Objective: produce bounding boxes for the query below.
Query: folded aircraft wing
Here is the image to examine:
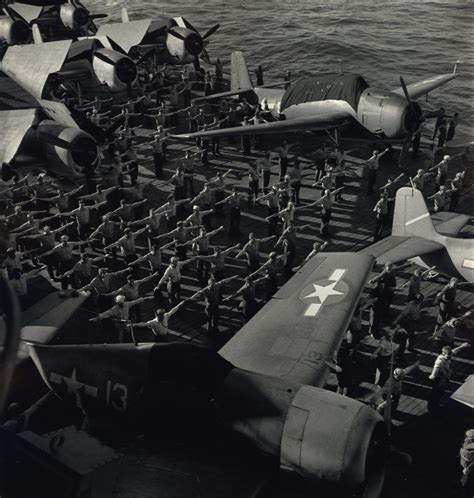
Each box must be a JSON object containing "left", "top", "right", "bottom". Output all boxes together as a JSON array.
[
  {"left": 0, "top": 109, "right": 39, "bottom": 164},
  {"left": 1, "top": 39, "right": 72, "bottom": 100},
  {"left": 391, "top": 73, "right": 458, "bottom": 100},
  {"left": 432, "top": 212, "right": 471, "bottom": 237},
  {"left": 219, "top": 253, "right": 374, "bottom": 387},
  {"left": 7, "top": 3, "right": 43, "bottom": 23},
  {"left": 95, "top": 19, "right": 153, "bottom": 53},
  {"left": 360, "top": 235, "right": 444, "bottom": 265},
  {"left": 171, "top": 111, "right": 353, "bottom": 140},
  {"left": 0, "top": 286, "right": 88, "bottom": 362}
]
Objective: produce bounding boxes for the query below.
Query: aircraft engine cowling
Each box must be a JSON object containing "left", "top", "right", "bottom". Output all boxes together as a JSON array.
[
  {"left": 36, "top": 122, "right": 98, "bottom": 178},
  {"left": 357, "top": 88, "right": 423, "bottom": 139},
  {"left": 215, "top": 369, "right": 389, "bottom": 496},
  {"left": 60, "top": 3, "right": 90, "bottom": 30},
  {"left": 92, "top": 49, "right": 137, "bottom": 92},
  {"left": 166, "top": 27, "right": 203, "bottom": 64},
  {"left": 0, "top": 17, "right": 31, "bottom": 45}
]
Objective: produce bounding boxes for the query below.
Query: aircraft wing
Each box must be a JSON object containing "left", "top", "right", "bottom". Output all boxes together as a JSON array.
[
  {"left": 360, "top": 235, "right": 444, "bottom": 265},
  {"left": 219, "top": 253, "right": 374, "bottom": 387},
  {"left": 451, "top": 375, "right": 474, "bottom": 409},
  {"left": 432, "top": 212, "right": 471, "bottom": 237},
  {"left": 0, "top": 109, "right": 39, "bottom": 164},
  {"left": 8, "top": 3, "right": 44, "bottom": 23},
  {"left": 1, "top": 39, "right": 72, "bottom": 100},
  {"left": 95, "top": 19, "right": 153, "bottom": 53},
  {"left": 171, "top": 111, "right": 353, "bottom": 140},
  {"left": 0, "top": 287, "right": 88, "bottom": 362},
  {"left": 392, "top": 73, "right": 458, "bottom": 100}
]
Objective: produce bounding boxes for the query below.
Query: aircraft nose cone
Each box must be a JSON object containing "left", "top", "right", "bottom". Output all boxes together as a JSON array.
[
  {"left": 404, "top": 102, "right": 423, "bottom": 134},
  {"left": 185, "top": 32, "right": 203, "bottom": 56},
  {"left": 115, "top": 57, "right": 137, "bottom": 84},
  {"left": 11, "top": 20, "right": 31, "bottom": 45},
  {"left": 73, "top": 7, "right": 90, "bottom": 27}
]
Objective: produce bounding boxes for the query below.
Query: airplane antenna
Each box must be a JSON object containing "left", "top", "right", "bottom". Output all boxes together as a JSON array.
[
  {"left": 338, "top": 59, "right": 343, "bottom": 74},
  {"left": 453, "top": 60, "right": 462, "bottom": 74}
]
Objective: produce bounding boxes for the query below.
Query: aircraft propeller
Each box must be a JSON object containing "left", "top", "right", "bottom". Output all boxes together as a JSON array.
[
  {"left": 167, "top": 18, "right": 220, "bottom": 71},
  {"left": 2, "top": 5, "right": 32, "bottom": 44},
  {"left": 35, "top": 130, "right": 97, "bottom": 160},
  {"left": 94, "top": 50, "right": 137, "bottom": 97}
]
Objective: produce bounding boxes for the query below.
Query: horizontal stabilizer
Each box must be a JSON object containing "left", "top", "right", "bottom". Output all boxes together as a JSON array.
[
  {"left": 360, "top": 235, "right": 444, "bottom": 265},
  {"left": 432, "top": 212, "right": 471, "bottom": 237}
]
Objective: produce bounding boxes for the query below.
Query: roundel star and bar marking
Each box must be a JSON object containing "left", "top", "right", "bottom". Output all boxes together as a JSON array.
[{"left": 300, "top": 269, "right": 348, "bottom": 317}]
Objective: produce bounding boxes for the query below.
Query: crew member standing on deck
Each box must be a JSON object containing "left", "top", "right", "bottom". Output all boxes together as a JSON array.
[
  {"left": 427, "top": 342, "right": 469, "bottom": 412},
  {"left": 366, "top": 148, "right": 389, "bottom": 195},
  {"left": 215, "top": 187, "right": 246, "bottom": 236}
]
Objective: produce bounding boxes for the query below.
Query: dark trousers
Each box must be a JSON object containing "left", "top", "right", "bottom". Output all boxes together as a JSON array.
[
  {"left": 167, "top": 216, "right": 177, "bottom": 231},
  {"left": 268, "top": 207, "right": 278, "bottom": 236},
  {"left": 197, "top": 251, "right": 210, "bottom": 286},
  {"left": 265, "top": 276, "right": 278, "bottom": 302},
  {"left": 427, "top": 377, "right": 448, "bottom": 412},
  {"left": 291, "top": 182, "right": 301, "bottom": 205},
  {"left": 167, "top": 280, "right": 181, "bottom": 305},
  {"left": 248, "top": 180, "right": 259, "bottom": 207},
  {"left": 129, "top": 161, "right": 139, "bottom": 186},
  {"left": 184, "top": 174, "right": 195, "bottom": 197},
  {"left": 124, "top": 253, "right": 138, "bottom": 265},
  {"left": 262, "top": 170, "right": 270, "bottom": 193},
  {"left": 58, "top": 259, "right": 74, "bottom": 290},
  {"left": 279, "top": 157, "right": 288, "bottom": 181},
  {"left": 320, "top": 208, "right": 332, "bottom": 236},
  {"left": 335, "top": 176, "right": 344, "bottom": 200},
  {"left": 205, "top": 304, "right": 220, "bottom": 334},
  {"left": 376, "top": 355, "right": 391, "bottom": 387},
  {"left": 367, "top": 169, "right": 377, "bottom": 194},
  {"left": 449, "top": 191, "right": 460, "bottom": 211},
  {"left": 374, "top": 214, "right": 387, "bottom": 242},
  {"left": 229, "top": 207, "right": 241, "bottom": 235},
  {"left": 242, "top": 136, "right": 251, "bottom": 156},
  {"left": 153, "top": 153, "right": 164, "bottom": 178},
  {"left": 215, "top": 191, "right": 225, "bottom": 215}
]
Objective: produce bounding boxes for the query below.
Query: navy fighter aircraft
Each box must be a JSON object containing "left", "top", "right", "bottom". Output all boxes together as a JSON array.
[
  {"left": 27, "top": 252, "right": 389, "bottom": 497},
  {"left": 361, "top": 187, "right": 474, "bottom": 281},
  {"left": 95, "top": 9, "right": 220, "bottom": 70},
  {"left": 171, "top": 51, "right": 458, "bottom": 143},
  {"left": 0, "top": 35, "right": 140, "bottom": 108},
  {"left": 0, "top": 0, "right": 106, "bottom": 46},
  {"left": 0, "top": 107, "right": 98, "bottom": 179}
]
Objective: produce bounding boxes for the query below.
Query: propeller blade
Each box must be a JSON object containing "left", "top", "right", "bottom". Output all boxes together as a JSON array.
[
  {"left": 90, "top": 13, "right": 108, "bottom": 20},
  {"left": 202, "top": 23, "right": 219, "bottom": 40},
  {"left": 136, "top": 48, "right": 156, "bottom": 66},
  {"left": 183, "top": 18, "right": 198, "bottom": 33},
  {"left": 127, "top": 82, "right": 133, "bottom": 99},
  {"left": 93, "top": 51, "right": 116, "bottom": 65},
  {"left": 399, "top": 76, "right": 412, "bottom": 106},
  {"left": 36, "top": 132, "right": 83, "bottom": 152},
  {"left": 200, "top": 48, "right": 210, "bottom": 64},
  {"left": 167, "top": 28, "right": 186, "bottom": 41},
  {"left": 193, "top": 55, "right": 201, "bottom": 72}
]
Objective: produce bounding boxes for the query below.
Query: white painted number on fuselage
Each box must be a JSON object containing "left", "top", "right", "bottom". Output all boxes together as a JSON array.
[{"left": 106, "top": 380, "right": 128, "bottom": 412}]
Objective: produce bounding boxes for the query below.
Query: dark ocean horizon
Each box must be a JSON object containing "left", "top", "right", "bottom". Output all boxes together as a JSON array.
[{"left": 92, "top": 0, "right": 473, "bottom": 141}]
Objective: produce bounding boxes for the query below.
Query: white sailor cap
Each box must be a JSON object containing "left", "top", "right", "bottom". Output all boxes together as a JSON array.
[{"left": 115, "top": 294, "right": 126, "bottom": 304}]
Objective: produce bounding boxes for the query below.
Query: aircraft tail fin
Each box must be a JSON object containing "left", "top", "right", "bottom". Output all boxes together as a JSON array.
[
  {"left": 392, "top": 187, "right": 435, "bottom": 238},
  {"left": 231, "top": 51, "right": 253, "bottom": 93},
  {"left": 32, "top": 24, "right": 43, "bottom": 44},
  {"left": 121, "top": 7, "right": 129, "bottom": 23}
]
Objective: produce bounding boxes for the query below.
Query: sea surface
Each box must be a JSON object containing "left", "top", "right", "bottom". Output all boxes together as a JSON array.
[{"left": 92, "top": 0, "right": 473, "bottom": 141}]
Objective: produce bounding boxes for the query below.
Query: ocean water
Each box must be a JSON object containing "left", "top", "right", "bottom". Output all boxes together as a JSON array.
[{"left": 92, "top": 0, "right": 473, "bottom": 141}]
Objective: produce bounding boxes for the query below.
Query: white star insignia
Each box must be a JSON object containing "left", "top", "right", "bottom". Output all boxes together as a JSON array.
[{"left": 304, "top": 282, "right": 343, "bottom": 304}]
